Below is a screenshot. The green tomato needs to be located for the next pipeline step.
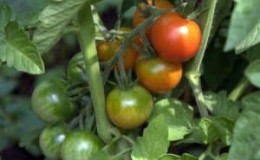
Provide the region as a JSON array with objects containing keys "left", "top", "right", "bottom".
[
  {"left": 67, "top": 53, "right": 87, "bottom": 82},
  {"left": 60, "top": 131, "right": 104, "bottom": 160},
  {"left": 106, "top": 85, "right": 153, "bottom": 129},
  {"left": 31, "top": 78, "right": 77, "bottom": 123},
  {"left": 39, "top": 124, "right": 66, "bottom": 159}
]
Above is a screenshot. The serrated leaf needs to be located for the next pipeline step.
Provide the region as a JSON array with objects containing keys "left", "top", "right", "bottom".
[
  {"left": 225, "top": 0, "right": 260, "bottom": 52},
  {"left": 245, "top": 59, "right": 260, "bottom": 88},
  {"left": 198, "top": 118, "right": 219, "bottom": 144},
  {"left": 131, "top": 115, "right": 169, "bottom": 160},
  {"left": 228, "top": 92, "right": 260, "bottom": 160},
  {"left": 151, "top": 98, "right": 194, "bottom": 141},
  {"left": 0, "top": 21, "right": 45, "bottom": 74},
  {"left": 33, "top": 0, "right": 92, "bottom": 54},
  {"left": 204, "top": 91, "right": 240, "bottom": 120},
  {"left": 236, "top": 20, "right": 260, "bottom": 53}
]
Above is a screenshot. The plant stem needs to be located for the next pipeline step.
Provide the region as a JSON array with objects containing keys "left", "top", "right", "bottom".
[
  {"left": 228, "top": 77, "right": 250, "bottom": 101},
  {"left": 77, "top": 2, "right": 112, "bottom": 142},
  {"left": 185, "top": 0, "right": 218, "bottom": 117}
]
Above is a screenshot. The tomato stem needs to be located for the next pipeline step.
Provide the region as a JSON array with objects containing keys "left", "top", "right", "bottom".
[
  {"left": 228, "top": 77, "right": 250, "bottom": 101},
  {"left": 77, "top": 3, "right": 112, "bottom": 142},
  {"left": 185, "top": 0, "right": 218, "bottom": 118}
]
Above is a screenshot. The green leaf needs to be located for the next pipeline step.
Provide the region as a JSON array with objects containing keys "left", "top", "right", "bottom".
[
  {"left": 225, "top": 0, "right": 260, "bottom": 52},
  {"left": 131, "top": 115, "right": 169, "bottom": 160},
  {"left": 90, "top": 149, "right": 113, "bottom": 160},
  {"left": 0, "top": 1, "right": 13, "bottom": 31},
  {"left": 244, "top": 43, "right": 260, "bottom": 62},
  {"left": 0, "top": 22, "right": 45, "bottom": 74},
  {"left": 4, "top": 0, "right": 48, "bottom": 26},
  {"left": 217, "top": 153, "right": 228, "bottom": 160},
  {"left": 151, "top": 98, "right": 194, "bottom": 141},
  {"left": 236, "top": 20, "right": 260, "bottom": 53},
  {"left": 204, "top": 91, "right": 240, "bottom": 120},
  {"left": 228, "top": 91, "right": 260, "bottom": 160},
  {"left": 4, "top": 97, "right": 45, "bottom": 155},
  {"left": 198, "top": 118, "right": 219, "bottom": 144},
  {"left": 245, "top": 59, "right": 260, "bottom": 88},
  {"left": 158, "top": 153, "right": 198, "bottom": 160},
  {"left": 33, "top": 0, "right": 92, "bottom": 54}
]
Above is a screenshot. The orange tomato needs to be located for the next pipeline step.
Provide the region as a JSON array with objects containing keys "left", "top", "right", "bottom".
[
  {"left": 135, "top": 57, "right": 182, "bottom": 93},
  {"left": 97, "top": 40, "right": 139, "bottom": 71}
]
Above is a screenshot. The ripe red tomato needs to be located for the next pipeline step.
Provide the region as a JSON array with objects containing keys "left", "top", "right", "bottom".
[
  {"left": 31, "top": 78, "right": 77, "bottom": 123},
  {"left": 97, "top": 40, "right": 139, "bottom": 71},
  {"left": 60, "top": 131, "right": 104, "bottom": 160},
  {"left": 151, "top": 13, "right": 202, "bottom": 63},
  {"left": 39, "top": 125, "right": 66, "bottom": 159},
  {"left": 135, "top": 57, "right": 182, "bottom": 93},
  {"left": 106, "top": 85, "right": 153, "bottom": 129}
]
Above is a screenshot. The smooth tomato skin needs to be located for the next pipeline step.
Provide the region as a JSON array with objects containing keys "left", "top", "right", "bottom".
[
  {"left": 60, "top": 131, "right": 104, "bottom": 160},
  {"left": 31, "top": 78, "right": 77, "bottom": 123},
  {"left": 39, "top": 125, "right": 66, "bottom": 159},
  {"left": 151, "top": 13, "right": 202, "bottom": 63},
  {"left": 67, "top": 53, "right": 87, "bottom": 82},
  {"left": 135, "top": 57, "right": 182, "bottom": 93},
  {"left": 106, "top": 85, "right": 153, "bottom": 130},
  {"left": 97, "top": 40, "right": 139, "bottom": 70}
]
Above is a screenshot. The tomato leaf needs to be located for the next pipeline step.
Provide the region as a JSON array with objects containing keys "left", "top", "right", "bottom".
[
  {"left": 131, "top": 115, "right": 169, "bottom": 160},
  {"left": 0, "top": 1, "right": 14, "bottom": 31},
  {"left": 0, "top": 22, "right": 45, "bottom": 74},
  {"left": 228, "top": 92, "right": 260, "bottom": 160},
  {"left": 151, "top": 98, "right": 194, "bottom": 141},
  {"left": 4, "top": 97, "right": 45, "bottom": 155},
  {"left": 236, "top": 21, "right": 260, "bottom": 53},
  {"left": 245, "top": 59, "right": 260, "bottom": 88},
  {"left": 204, "top": 91, "right": 240, "bottom": 120},
  {"left": 158, "top": 153, "right": 198, "bottom": 160},
  {"left": 224, "top": 0, "right": 260, "bottom": 52},
  {"left": 90, "top": 150, "right": 113, "bottom": 160},
  {"left": 33, "top": 0, "right": 95, "bottom": 54}
]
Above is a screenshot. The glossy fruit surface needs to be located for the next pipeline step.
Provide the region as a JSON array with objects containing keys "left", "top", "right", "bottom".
[
  {"left": 67, "top": 53, "right": 87, "bottom": 82},
  {"left": 39, "top": 125, "right": 66, "bottom": 159},
  {"left": 97, "top": 40, "right": 139, "bottom": 70},
  {"left": 135, "top": 57, "right": 182, "bottom": 93},
  {"left": 60, "top": 131, "right": 104, "bottom": 160},
  {"left": 31, "top": 78, "right": 77, "bottom": 123},
  {"left": 151, "top": 13, "right": 202, "bottom": 63},
  {"left": 106, "top": 85, "right": 153, "bottom": 129}
]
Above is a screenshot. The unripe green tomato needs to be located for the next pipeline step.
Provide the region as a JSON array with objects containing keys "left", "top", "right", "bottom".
[
  {"left": 39, "top": 124, "right": 66, "bottom": 159},
  {"left": 31, "top": 78, "right": 77, "bottom": 123},
  {"left": 67, "top": 53, "right": 87, "bottom": 82},
  {"left": 60, "top": 131, "right": 104, "bottom": 160}
]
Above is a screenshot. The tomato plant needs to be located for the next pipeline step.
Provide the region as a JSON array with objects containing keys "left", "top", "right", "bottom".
[
  {"left": 39, "top": 124, "right": 66, "bottom": 159},
  {"left": 151, "top": 13, "right": 202, "bottom": 63},
  {"left": 31, "top": 78, "right": 77, "bottom": 123},
  {"left": 60, "top": 131, "right": 104, "bottom": 160},
  {"left": 135, "top": 57, "right": 182, "bottom": 93},
  {"left": 1, "top": 0, "right": 260, "bottom": 160},
  {"left": 106, "top": 85, "right": 153, "bottom": 129}
]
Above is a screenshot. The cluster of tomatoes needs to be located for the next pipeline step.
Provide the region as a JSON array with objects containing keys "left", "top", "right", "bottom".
[{"left": 31, "top": 0, "right": 201, "bottom": 159}]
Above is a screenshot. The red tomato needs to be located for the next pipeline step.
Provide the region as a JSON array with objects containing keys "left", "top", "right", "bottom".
[
  {"left": 135, "top": 57, "right": 182, "bottom": 93},
  {"left": 151, "top": 13, "right": 202, "bottom": 63}
]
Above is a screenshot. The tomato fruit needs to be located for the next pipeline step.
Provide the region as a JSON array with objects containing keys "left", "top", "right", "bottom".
[
  {"left": 67, "top": 53, "right": 87, "bottom": 82},
  {"left": 39, "top": 124, "right": 66, "bottom": 159},
  {"left": 135, "top": 57, "right": 182, "bottom": 93},
  {"left": 31, "top": 78, "right": 77, "bottom": 123},
  {"left": 97, "top": 40, "right": 139, "bottom": 70},
  {"left": 106, "top": 85, "right": 153, "bottom": 129},
  {"left": 151, "top": 13, "right": 202, "bottom": 63},
  {"left": 60, "top": 131, "right": 104, "bottom": 160}
]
